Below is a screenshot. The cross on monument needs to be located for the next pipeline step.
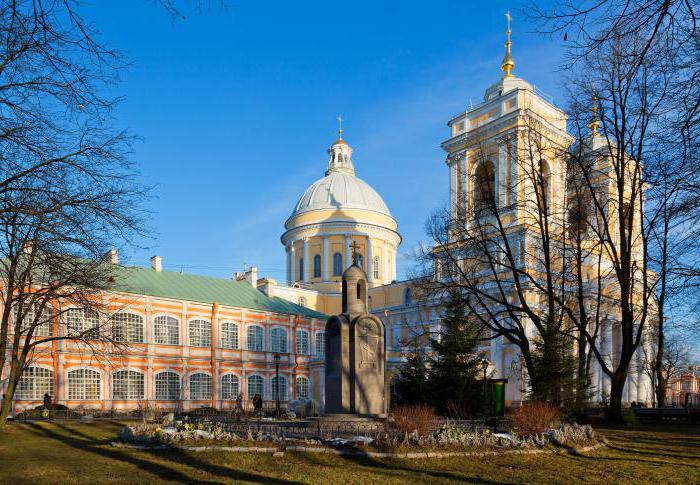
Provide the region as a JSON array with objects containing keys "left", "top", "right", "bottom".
[{"left": 349, "top": 241, "right": 361, "bottom": 266}]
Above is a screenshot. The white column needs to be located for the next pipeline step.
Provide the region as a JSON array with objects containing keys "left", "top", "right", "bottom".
[
  {"left": 366, "top": 235, "right": 373, "bottom": 282},
  {"left": 322, "top": 235, "right": 329, "bottom": 281},
  {"left": 286, "top": 245, "right": 292, "bottom": 285},
  {"left": 345, "top": 234, "right": 351, "bottom": 269},
  {"left": 302, "top": 238, "right": 310, "bottom": 283},
  {"left": 382, "top": 241, "right": 391, "bottom": 284},
  {"left": 290, "top": 244, "right": 296, "bottom": 283},
  {"left": 600, "top": 320, "right": 612, "bottom": 397}
]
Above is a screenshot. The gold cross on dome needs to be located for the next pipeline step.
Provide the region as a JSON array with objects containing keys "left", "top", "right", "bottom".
[
  {"left": 349, "top": 240, "right": 360, "bottom": 265},
  {"left": 337, "top": 114, "right": 343, "bottom": 139}
]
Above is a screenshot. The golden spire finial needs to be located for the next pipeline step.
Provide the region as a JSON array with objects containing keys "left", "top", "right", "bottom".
[
  {"left": 501, "top": 11, "right": 515, "bottom": 78},
  {"left": 589, "top": 94, "right": 600, "bottom": 137},
  {"left": 337, "top": 114, "right": 343, "bottom": 139}
]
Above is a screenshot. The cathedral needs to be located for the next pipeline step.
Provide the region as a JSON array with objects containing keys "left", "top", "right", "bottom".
[{"left": 3, "top": 20, "right": 653, "bottom": 414}]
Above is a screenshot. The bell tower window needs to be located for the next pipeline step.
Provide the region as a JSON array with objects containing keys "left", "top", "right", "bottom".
[{"left": 474, "top": 160, "right": 496, "bottom": 214}]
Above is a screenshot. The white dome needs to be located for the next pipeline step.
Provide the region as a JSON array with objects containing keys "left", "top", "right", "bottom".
[{"left": 291, "top": 172, "right": 392, "bottom": 218}]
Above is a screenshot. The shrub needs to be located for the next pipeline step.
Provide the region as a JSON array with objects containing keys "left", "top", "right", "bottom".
[
  {"left": 508, "top": 401, "right": 561, "bottom": 436},
  {"left": 390, "top": 404, "right": 438, "bottom": 436}
]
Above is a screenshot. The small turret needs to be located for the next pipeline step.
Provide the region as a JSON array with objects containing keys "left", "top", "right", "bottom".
[{"left": 341, "top": 241, "right": 367, "bottom": 314}]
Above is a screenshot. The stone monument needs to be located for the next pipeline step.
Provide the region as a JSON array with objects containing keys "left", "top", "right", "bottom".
[{"left": 325, "top": 243, "right": 386, "bottom": 417}]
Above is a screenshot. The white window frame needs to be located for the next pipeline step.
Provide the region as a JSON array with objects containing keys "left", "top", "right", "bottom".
[
  {"left": 155, "top": 371, "right": 181, "bottom": 400},
  {"left": 111, "top": 312, "right": 144, "bottom": 343},
  {"left": 66, "top": 308, "right": 100, "bottom": 338},
  {"left": 271, "top": 376, "right": 287, "bottom": 401},
  {"left": 112, "top": 370, "right": 145, "bottom": 400},
  {"left": 220, "top": 321, "right": 239, "bottom": 349},
  {"left": 67, "top": 368, "right": 101, "bottom": 400},
  {"left": 221, "top": 374, "right": 240, "bottom": 400},
  {"left": 247, "top": 375, "right": 264, "bottom": 399},
  {"left": 315, "top": 331, "right": 325, "bottom": 357},
  {"left": 189, "top": 319, "right": 212, "bottom": 347},
  {"left": 247, "top": 325, "right": 264, "bottom": 351},
  {"left": 296, "top": 329, "right": 309, "bottom": 355},
  {"left": 295, "top": 376, "right": 310, "bottom": 399},
  {"left": 270, "top": 327, "right": 288, "bottom": 353},
  {"left": 189, "top": 372, "right": 212, "bottom": 400},
  {"left": 154, "top": 315, "right": 179, "bottom": 345},
  {"left": 16, "top": 366, "right": 54, "bottom": 400}
]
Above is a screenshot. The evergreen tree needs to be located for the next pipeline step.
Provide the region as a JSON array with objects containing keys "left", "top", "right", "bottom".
[
  {"left": 428, "top": 291, "right": 486, "bottom": 416},
  {"left": 392, "top": 344, "right": 430, "bottom": 406}
]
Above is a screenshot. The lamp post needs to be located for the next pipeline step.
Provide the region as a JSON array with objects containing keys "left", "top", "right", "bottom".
[
  {"left": 274, "top": 353, "right": 281, "bottom": 419},
  {"left": 481, "top": 359, "right": 489, "bottom": 381},
  {"left": 480, "top": 359, "right": 490, "bottom": 417}
]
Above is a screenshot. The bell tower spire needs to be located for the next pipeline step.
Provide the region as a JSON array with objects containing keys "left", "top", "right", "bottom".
[
  {"left": 589, "top": 94, "right": 600, "bottom": 137},
  {"left": 501, "top": 12, "right": 515, "bottom": 79}
]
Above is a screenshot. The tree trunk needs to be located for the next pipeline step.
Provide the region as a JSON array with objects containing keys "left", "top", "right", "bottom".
[
  {"left": 0, "top": 366, "right": 20, "bottom": 428},
  {"left": 608, "top": 372, "right": 627, "bottom": 421}
]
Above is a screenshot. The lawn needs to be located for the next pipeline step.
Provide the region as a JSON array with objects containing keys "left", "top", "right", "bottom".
[{"left": 0, "top": 420, "right": 698, "bottom": 484}]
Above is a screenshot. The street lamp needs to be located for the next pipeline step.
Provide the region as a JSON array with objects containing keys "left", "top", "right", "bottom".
[
  {"left": 274, "top": 353, "right": 281, "bottom": 419},
  {"left": 481, "top": 359, "right": 489, "bottom": 381}
]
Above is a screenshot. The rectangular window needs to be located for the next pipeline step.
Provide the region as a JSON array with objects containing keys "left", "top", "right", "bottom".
[
  {"left": 296, "top": 330, "right": 309, "bottom": 355},
  {"left": 315, "top": 331, "right": 325, "bottom": 357}
]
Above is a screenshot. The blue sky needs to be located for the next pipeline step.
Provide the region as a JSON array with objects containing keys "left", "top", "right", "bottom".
[{"left": 90, "top": 0, "right": 566, "bottom": 281}]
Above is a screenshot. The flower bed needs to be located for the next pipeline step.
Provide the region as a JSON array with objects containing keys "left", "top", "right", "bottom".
[{"left": 116, "top": 420, "right": 597, "bottom": 455}]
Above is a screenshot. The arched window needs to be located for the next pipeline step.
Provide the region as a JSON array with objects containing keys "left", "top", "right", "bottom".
[
  {"left": 154, "top": 315, "right": 179, "bottom": 345},
  {"left": 357, "top": 254, "right": 364, "bottom": 269},
  {"left": 247, "top": 325, "right": 264, "bottom": 351},
  {"left": 313, "top": 254, "right": 321, "bottom": 278},
  {"left": 296, "top": 329, "right": 309, "bottom": 355},
  {"left": 112, "top": 370, "right": 145, "bottom": 400},
  {"left": 271, "top": 327, "right": 288, "bottom": 353},
  {"left": 296, "top": 376, "right": 310, "bottom": 399},
  {"left": 66, "top": 308, "right": 99, "bottom": 338},
  {"left": 538, "top": 159, "right": 551, "bottom": 211},
  {"left": 271, "top": 376, "right": 287, "bottom": 401},
  {"left": 16, "top": 367, "right": 53, "bottom": 400},
  {"left": 474, "top": 160, "right": 496, "bottom": 213},
  {"left": 189, "top": 373, "right": 212, "bottom": 400},
  {"left": 373, "top": 256, "right": 381, "bottom": 280},
  {"left": 220, "top": 321, "right": 239, "bottom": 349},
  {"left": 298, "top": 257, "right": 304, "bottom": 281},
  {"left": 404, "top": 288, "right": 412, "bottom": 306},
  {"left": 298, "top": 297, "right": 307, "bottom": 308},
  {"left": 155, "top": 371, "right": 180, "bottom": 400},
  {"left": 13, "top": 304, "right": 52, "bottom": 337},
  {"left": 247, "top": 375, "right": 264, "bottom": 399},
  {"left": 111, "top": 312, "right": 144, "bottom": 343},
  {"left": 68, "top": 368, "right": 100, "bottom": 400},
  {"left": 332, "top": 253, "right": 343, "bottom": 276},
  {"left": 189, "top": 319, "right": 211, "bottom": 347},
  {"left": 221, "top": 374, "right": 240, "bottom": 400},
  {"left": 315, "top": 331, "right": 325, "bottom": 357}
]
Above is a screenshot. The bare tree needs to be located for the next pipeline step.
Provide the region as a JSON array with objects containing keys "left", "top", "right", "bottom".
[{"left": 0, "top": 1, "right": 147, "bottom": 428}]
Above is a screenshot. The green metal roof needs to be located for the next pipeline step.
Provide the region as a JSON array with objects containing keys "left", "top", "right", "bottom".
[{"left": 111, "top": 265, "right": 327, "bottom": 319}]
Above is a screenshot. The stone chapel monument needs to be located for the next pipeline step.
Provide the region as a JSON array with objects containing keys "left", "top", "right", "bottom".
[{"left": 324, "top": 243, "right": 386, "bottom": 417}]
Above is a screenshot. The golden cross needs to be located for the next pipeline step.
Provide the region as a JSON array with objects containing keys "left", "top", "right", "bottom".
[
  {"left": 337, "top": 114, "right": 343, "bottom": 139},
  {"left": 506, "top": 11, "right": 511, "bottom": 30},
  {"left": 349, "top": 241, "right": 360, "bottom": 265}
]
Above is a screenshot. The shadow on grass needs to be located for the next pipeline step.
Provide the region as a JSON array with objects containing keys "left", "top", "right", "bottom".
[
  {"left": 326, "top": 444, "right": 511, "bottom": 484},
  {"left": 22, "top": 422, "right": 303, "bottom": 484}
]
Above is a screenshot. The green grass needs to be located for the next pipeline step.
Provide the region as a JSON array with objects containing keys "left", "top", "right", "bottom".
[{"left": 0, "top": 420, "right": 698, "bottom": 484}]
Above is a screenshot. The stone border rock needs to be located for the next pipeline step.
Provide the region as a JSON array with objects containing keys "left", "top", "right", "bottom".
[{"left": 110, "top": 441, "right": 605, "bottom": 459}]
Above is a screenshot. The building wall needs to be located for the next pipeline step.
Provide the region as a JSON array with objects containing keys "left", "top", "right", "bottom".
[{"left": 4, "top": 292, "right": 326, "bottom": 413}]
